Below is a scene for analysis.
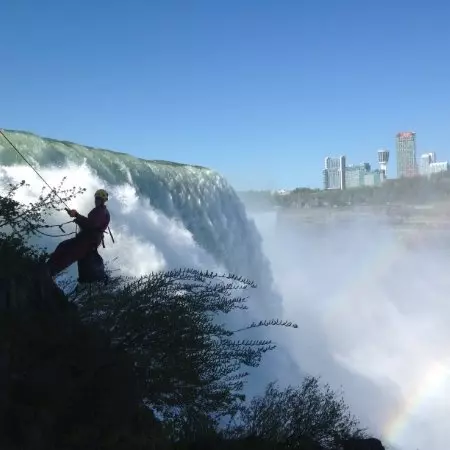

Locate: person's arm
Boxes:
[74,208,108,231]
[73,212,89,230]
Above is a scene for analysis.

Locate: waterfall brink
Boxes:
[0,129,297,399]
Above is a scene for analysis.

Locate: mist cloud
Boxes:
[250,208,450,450]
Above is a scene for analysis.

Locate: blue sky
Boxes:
[1,0,450,190]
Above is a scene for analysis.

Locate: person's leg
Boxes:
[47,238,92,276]
[47,238,75,275]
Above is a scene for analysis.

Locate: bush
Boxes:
[73,269,298,439]
[227,377,366,448]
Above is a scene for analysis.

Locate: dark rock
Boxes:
[338,437,385,450]
[0,261,163,450]
[0,263,69,313]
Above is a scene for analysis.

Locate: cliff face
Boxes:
[0,265,162,450]
[0,265,67,312]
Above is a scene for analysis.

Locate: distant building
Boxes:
[419,152,436,176]
[322,169,329,190]
[323,156,346,190]
[364,170,383,187]
[396,132,417,178]
[429,161,449,175]
[377,149,390,180]
[275,189,290,196]
[417,152,449,177]
[345,163,371,188]
[322,155,386,190]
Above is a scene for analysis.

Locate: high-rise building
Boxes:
[345,163,371,188]
[322,169,329,190]
[429,161,449,175]
[364,170,382,187]
[323,156,346,190]
[377,149,390,180]
[419,152,435,176]
[417,152,448,177]
[396,132,417,178]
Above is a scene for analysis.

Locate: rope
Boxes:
[40,220,74,229]
[0,129,70,209]
[34,219,76,237]
[0,130,76,238]
[35,229,76,238]
[19,218,76,238]
[1,129,114,244]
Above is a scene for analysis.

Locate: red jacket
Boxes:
[74,205,110,246]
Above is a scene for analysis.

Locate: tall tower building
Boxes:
[323,156,346,190]
[396,132,417,178]
[377,149,390,180]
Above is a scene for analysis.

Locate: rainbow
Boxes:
[319,226,450,447]
[383,360,450,446]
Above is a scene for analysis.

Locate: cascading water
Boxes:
[0,129,299,398]
[3,130,443,449]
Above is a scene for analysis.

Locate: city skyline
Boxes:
[322,131,449,191]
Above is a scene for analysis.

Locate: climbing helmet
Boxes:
[94,189,109,202]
